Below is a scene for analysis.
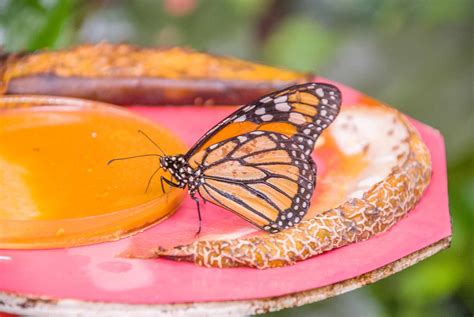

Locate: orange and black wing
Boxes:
[185,82,342,165]
[195,130,316,233]
[187,83,341,232]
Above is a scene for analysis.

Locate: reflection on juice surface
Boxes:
[0,99,186,248]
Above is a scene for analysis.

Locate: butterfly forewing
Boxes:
[185,83,341,160]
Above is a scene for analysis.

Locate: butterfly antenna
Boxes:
[107,154,162,165]
[138,130,166,156]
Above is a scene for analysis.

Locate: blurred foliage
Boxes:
[263,17,339,72]
[0,0,472,316]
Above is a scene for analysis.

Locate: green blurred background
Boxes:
[0,0,472,316]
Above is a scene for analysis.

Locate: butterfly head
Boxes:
[160,155,197,189]
[160,155,185,171]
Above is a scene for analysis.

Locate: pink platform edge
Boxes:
[0,79,451,304]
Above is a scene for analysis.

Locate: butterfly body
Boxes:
[160,155,203,193]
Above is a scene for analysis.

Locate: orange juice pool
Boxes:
[0,96,186,248]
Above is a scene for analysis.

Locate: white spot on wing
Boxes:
[274,96,287,103]
[289,112,306,124]
[235,115,246,122]
[237,136,248,143]
[275,103,291,111]
[243,105,254,112]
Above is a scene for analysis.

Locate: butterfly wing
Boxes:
[187,82,341,232]
[185,82,342,168]
[196,130,316,233]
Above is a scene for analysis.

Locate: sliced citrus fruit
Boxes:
[132,102,431,268]
[0,96,186,248]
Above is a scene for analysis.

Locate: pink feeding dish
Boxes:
[0,79,451,313]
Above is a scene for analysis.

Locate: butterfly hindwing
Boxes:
[195,130,316,232]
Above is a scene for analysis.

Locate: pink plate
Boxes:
[0,80,451,314]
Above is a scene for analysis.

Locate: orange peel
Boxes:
[0,43,311,105]
[0,96,186,248]
[144,103,431,268]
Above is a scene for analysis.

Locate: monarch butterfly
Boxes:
[110,83,342,234]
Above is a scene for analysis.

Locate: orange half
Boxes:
[0,96,186,248]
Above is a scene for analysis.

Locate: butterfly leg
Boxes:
[190,192,202,236]
[145,166,162,193]
[193,160,207,203]
[160,176,180,193]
